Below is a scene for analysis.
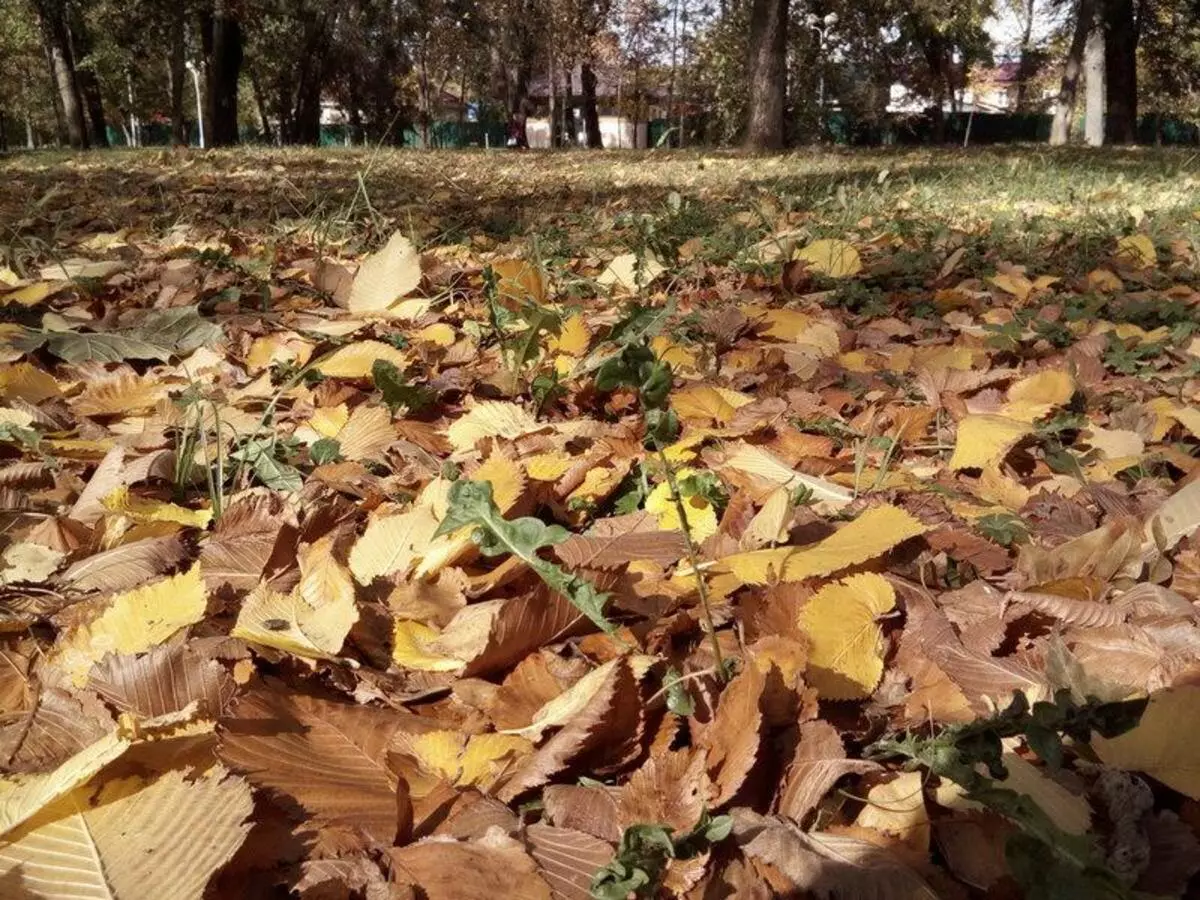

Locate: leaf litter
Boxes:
[1,148,1200,898]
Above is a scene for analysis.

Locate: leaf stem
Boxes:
[655,444,725,676]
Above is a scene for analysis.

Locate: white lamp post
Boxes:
[804,11,839,139]
[185,61,205,148]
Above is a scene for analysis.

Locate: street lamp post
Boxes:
[185,61,205,148]
[804,12,838,141]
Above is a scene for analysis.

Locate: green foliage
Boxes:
[372,360,434,413]
[867,690,1147,900]
[17,308,222,364]
[590,812,733,900]
[230,437,304,492]
[977,512,1030,547]
[437,478,616,634]
[310,438,343,465]
[662,666,696,716]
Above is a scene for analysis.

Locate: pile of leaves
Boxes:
[1,159,1200,900]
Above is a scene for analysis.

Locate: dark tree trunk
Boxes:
[67,11,108,147]
[203,1,242,146]
[581,62,602,148]
[1050,0,1096,144]
[744,0,788,150]
[77,70,109,147]
[1102,0,1137,143]
[35,0,88,149]
[169,4,187,145]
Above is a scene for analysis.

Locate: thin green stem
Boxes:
[655,444,725,676]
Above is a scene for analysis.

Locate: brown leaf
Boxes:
[699,662,765,807]
[732,809,939,900]
[0,686,113,774]
[294,856,391,900]
[389,834,553,900]
[218,684,404,842]
[67,446,125,525]
[542,785,621,842]
[88,641,235,718]
[777,720,879,825]
[498,658,642,803]
[898,580,1049,710]
[200,493,296,591]
[554,512,688,570]
[525,822,613,900]
[59,535,189,593]
[617,748,709,833]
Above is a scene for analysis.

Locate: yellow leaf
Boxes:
[989,272,1033,300]
[347,232,422,313]
[651,335,698,371]
[0,363,62,403]
[0,407,34,428]
[798,573,896,700]
[758,309,812,342]
[349,504,441,584]
[298,404,350,442]
[551,314,590,356]
[50,565,207,686]
[245,332,314,372]
[0,766,253,900]
[1115,234,1156,268]
[912,345,975,372]
[568,465,627,503]
[524,451,574,481]
[0,727,133,839]
[392,620,464,672]
[795,239,862,277]
[444,400,539,452]
[101,485,212,529]
[716,504,926,585]
[334,404,397,462]
[596,253,666,293]
[232,576,357,661]
[491,258,547,304]
[948,415,1033,471]
[415,454,527,579]
[399,730,531,788]
[1094,686,1200,799]
[1002,370,1074,422]
[0,281,63,308]
[416,322,456,347]
[671,385,738,425]
[645,472,718,543]
[314,340,409,378]
[468,452,526,512]
[856,771,930,851]
[72,373,165,417]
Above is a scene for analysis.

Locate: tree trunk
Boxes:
[1084,1,1105,147]
[77,69,109,147]
[249,66,273,144]
[1015,0,1036,111]
[744,0,788,150]
[1102,0,1137,143]
[67,11,109,147]
[547,56,557,149]
[36,0,88,149]
[203,1,242,146]
[1050,0,1095,145]
[169,4,187,145]
[581,62,602,148]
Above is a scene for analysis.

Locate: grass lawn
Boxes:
[1,145,1199,898]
